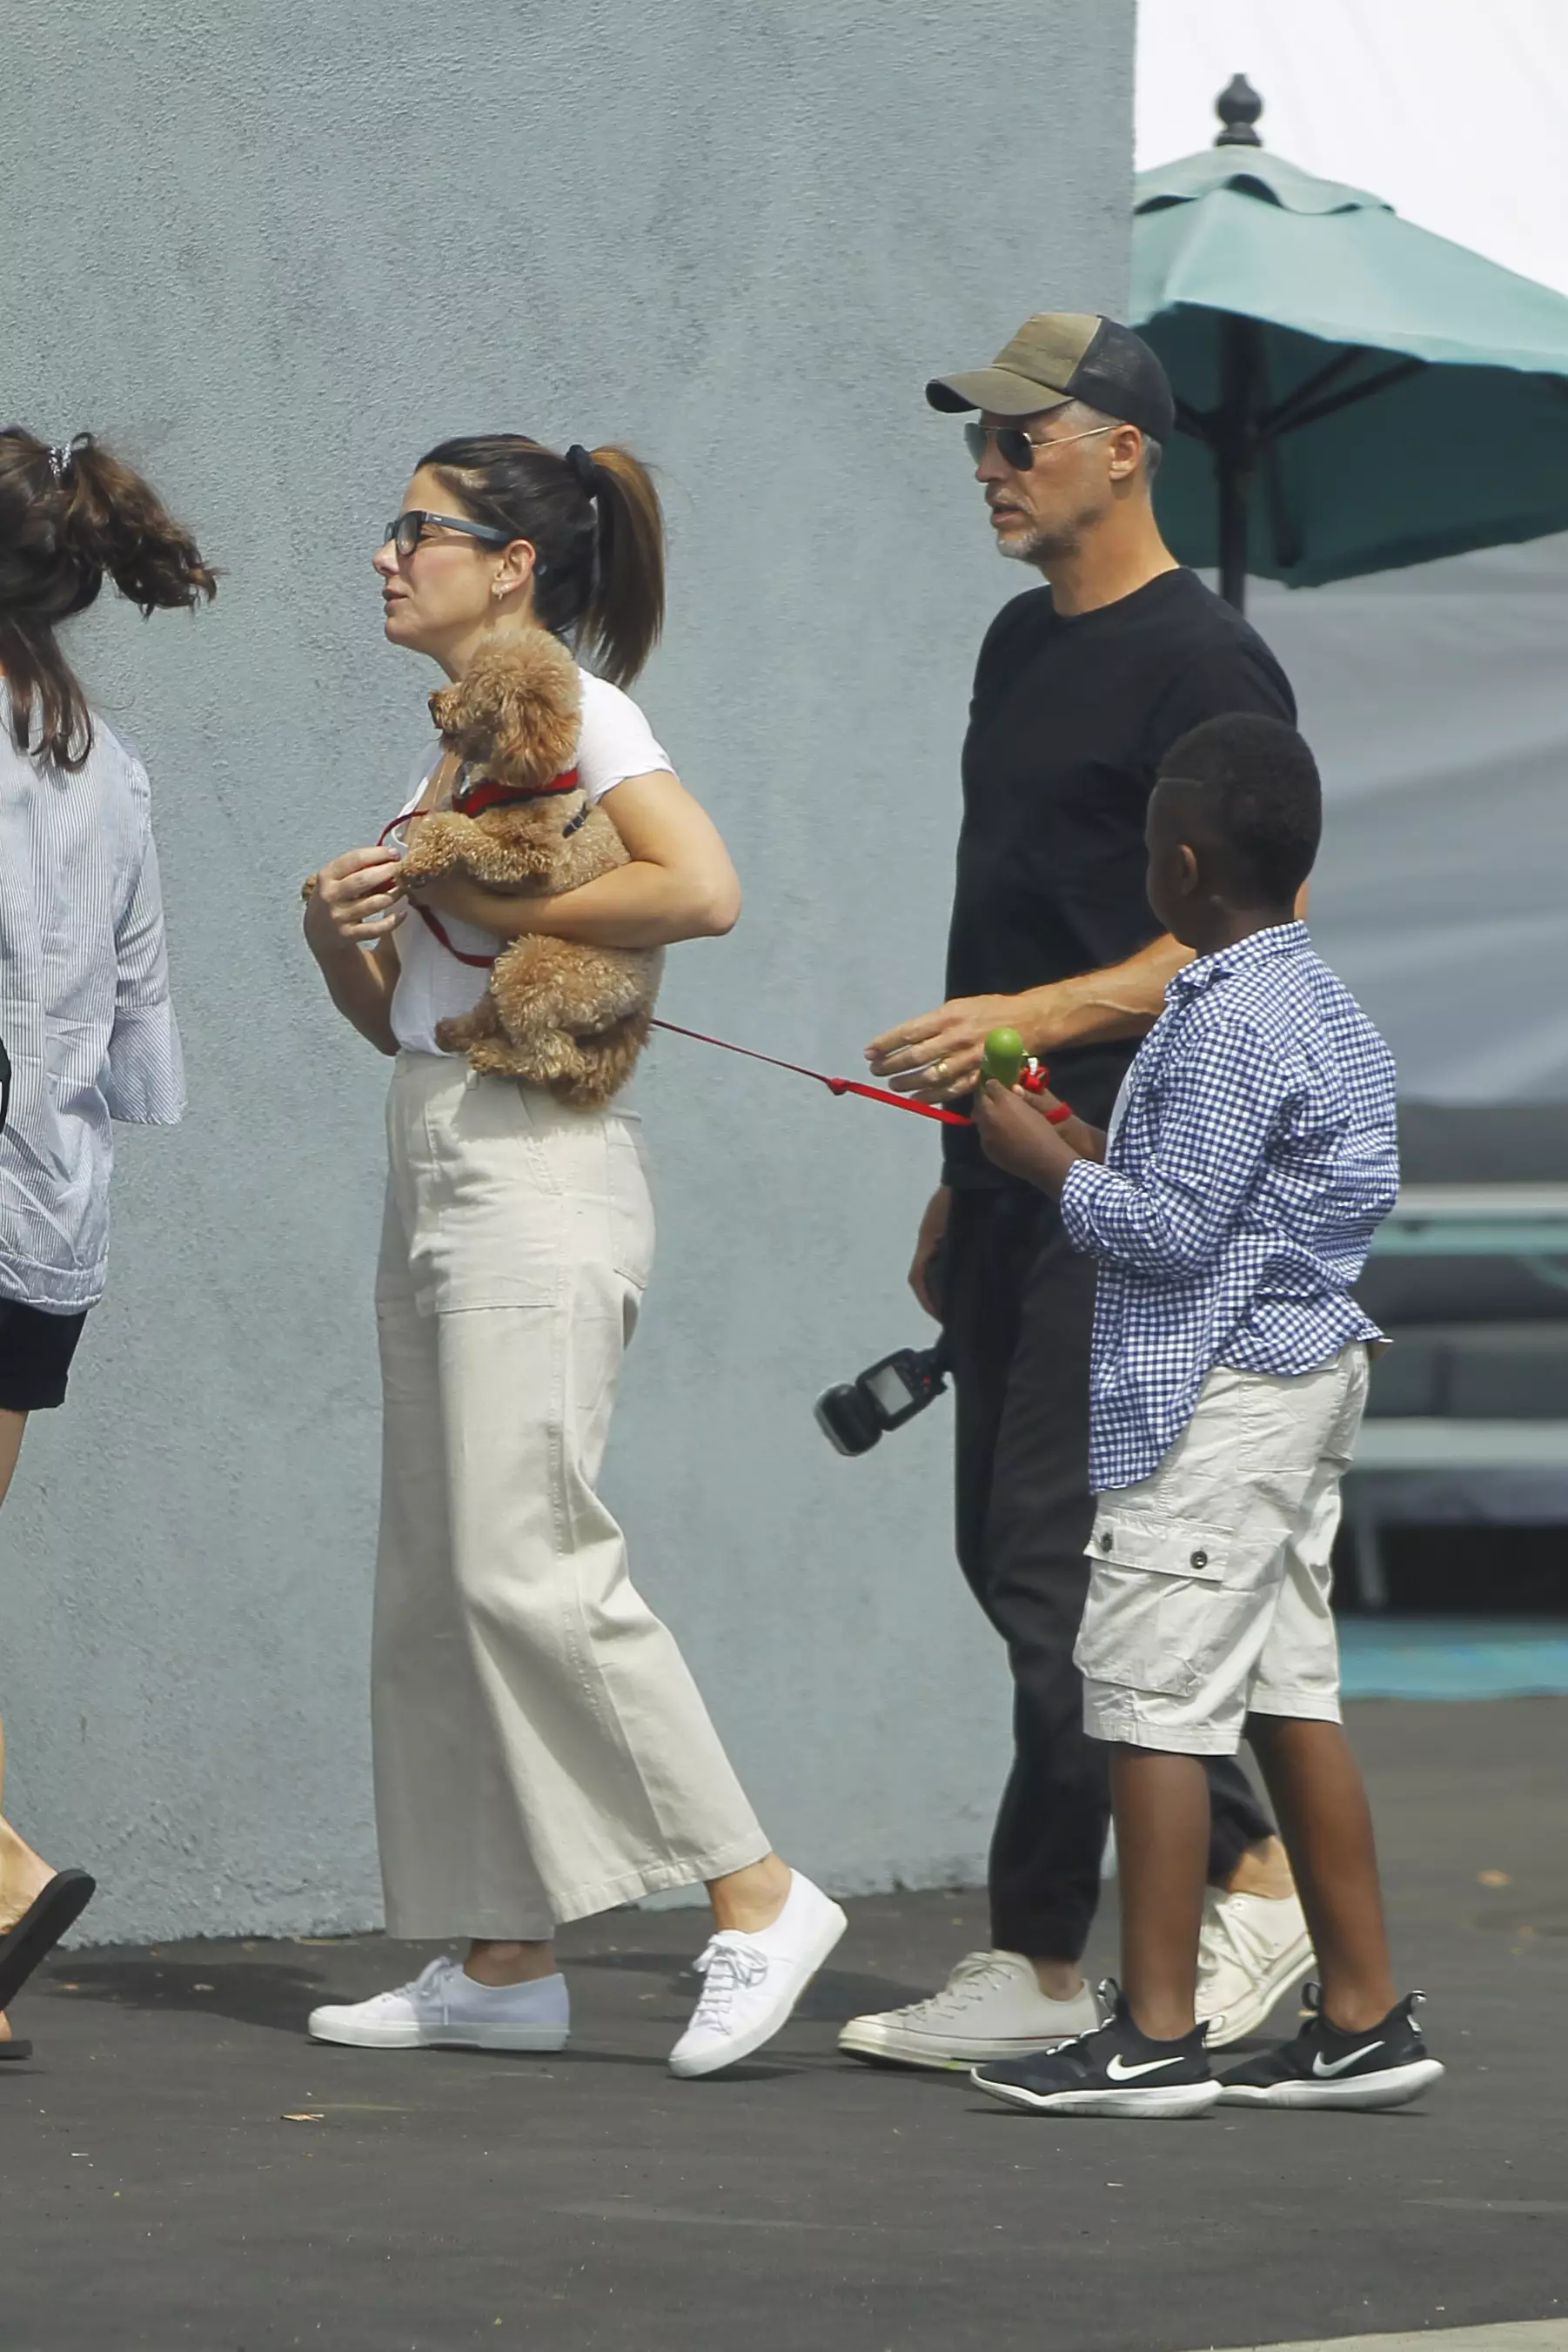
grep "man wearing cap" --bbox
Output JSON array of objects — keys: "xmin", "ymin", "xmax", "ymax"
[{"xmin": 842, "ymin": 315, "xmax": 1311, "ymax": 2071}]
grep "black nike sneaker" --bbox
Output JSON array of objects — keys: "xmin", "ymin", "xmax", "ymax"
[
  {"xmin": 1216, "ymin": 1985, "xmax": 1444, "ymax": 2111},
  {"xmin": 972, "ymin": 1982, "xmax": 1219, "ymax": 2119}
]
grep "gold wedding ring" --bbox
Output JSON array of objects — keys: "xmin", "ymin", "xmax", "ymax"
[{"xmin": 932, "ymin": 1058, "xmax": 948, "ymax": 1086}]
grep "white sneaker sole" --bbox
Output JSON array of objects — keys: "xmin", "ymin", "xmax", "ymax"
[
  {"xmin": 971, "ymin": 2067, "xmax": 1222, "ymax": 2121},
  {"xmin": 1197, "ymin": 1926, "xmax": 1316, "ymax": 2049},
  {"xmin": 307, "ymin": 2014, "xmax": 569, "ymax": 2053},
  {"xmin": 668, "ymin": 1900, "xmax": 848, "ymax": 2080},
  {"xmin": 1218, "ymin": 2058, "xmax": 1444, "ymax": 2111},
  {"xmin": 837, "ymin": 2020, "xmax": 1095, "ymax": 2072}
]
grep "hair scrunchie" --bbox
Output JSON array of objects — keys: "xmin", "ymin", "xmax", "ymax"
[
  {"xmin": 564, "ymin": 443, "xmax": 604, "ymax": 502},
  {"xmin": 45, "ymin": 432, "xmax": 91, "ymax": 485}
]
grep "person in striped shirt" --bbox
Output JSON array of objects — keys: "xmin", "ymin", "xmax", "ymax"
[{"xmin": 0, "ymin": 427, "xmax": 215, "ymax": 2057}]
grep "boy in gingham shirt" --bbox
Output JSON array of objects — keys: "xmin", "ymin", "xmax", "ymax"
[{"xmin": 968, "ymin": 713, "xmax": 1442, "ymax": 2118}]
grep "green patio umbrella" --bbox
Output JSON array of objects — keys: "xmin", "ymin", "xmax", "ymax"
[{"xmin": 1133, "ymin": 77, "xmax": 1568, "ymax": 609}]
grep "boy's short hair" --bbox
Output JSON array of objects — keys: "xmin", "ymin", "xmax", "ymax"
[{"xmin": 1158, "ymin": 713, "xmax": 1323, "ymax": 901}]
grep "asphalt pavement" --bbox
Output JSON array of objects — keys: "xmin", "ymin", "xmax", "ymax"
[{"xmin": 3, "ymin": 1699, "xmax": 1565, "ymax": 2352}]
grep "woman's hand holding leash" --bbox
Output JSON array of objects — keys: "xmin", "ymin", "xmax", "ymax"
[
  {"xmin": 300, "ymin": 848, "xmax": 404, "ymax": 1055},
  {"xmin": 303, "ymin": 848, "xmax": 408, "ymax": 957}
]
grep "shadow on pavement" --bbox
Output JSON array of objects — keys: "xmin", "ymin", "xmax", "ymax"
[
  {"xmin": 39, "ymin": 1949, "xmax": 923, "ymax": 2048},
  {"xmin": 40, "ymin": 1956, "xmax": 327, "ymax": 2034}
]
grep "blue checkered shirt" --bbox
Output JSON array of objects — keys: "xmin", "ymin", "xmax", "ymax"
[{"xmin": 1059, "ymin": 922, "xmax": 1397, "ymax": 1492}]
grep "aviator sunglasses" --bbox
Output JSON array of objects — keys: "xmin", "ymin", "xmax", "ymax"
[
  {"xmin": 963, "ymin": 419, "xmax": 1115, "ymax": 471},
  {"xmin": 384, "ymin": 509, "xmax": 513, "ymax": 560}
]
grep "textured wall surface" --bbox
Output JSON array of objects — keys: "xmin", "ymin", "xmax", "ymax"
[{"xmin": 3, "ymin": 0, "xmax": 1133, "ymax": 1942}]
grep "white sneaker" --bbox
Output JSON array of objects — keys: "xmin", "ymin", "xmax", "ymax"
[
  {"xmin": 667, "ymin": 1871, "xmax": 847, "ymax": 2080},
  {"xmin": 838, "ymin": 1950, "xmax": 1102, "ymax": 2071},
  {"xmin": 1196, "ymin": 1889, "xmax": 1314, "ymax": 2049},
  {"xmin": 307, "ymin": 1956, "xmax": 570, "ymax": 2052}
]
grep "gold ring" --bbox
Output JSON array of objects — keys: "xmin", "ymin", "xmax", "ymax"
[{"xmin": 932, "ymin": 1058, "xmax": 948, "ymax": 1085}]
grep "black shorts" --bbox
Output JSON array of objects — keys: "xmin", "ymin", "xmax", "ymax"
[{"xmin": 0, "ymin": 1298, "xmax": 90, "ymax": 1413}]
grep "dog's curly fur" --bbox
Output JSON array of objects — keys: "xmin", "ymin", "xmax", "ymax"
[{"xmin": 396, "ymin": 633, "xmax": 662, "ymax": 1106}]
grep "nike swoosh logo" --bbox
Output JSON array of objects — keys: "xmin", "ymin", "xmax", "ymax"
[
  {"xmin": 1105, "ymin": 2052, "xmax": 1185, "ymax": 2081},
  {"xmin": 1313, "ymin": 2040, "xmax": 1384, "ymax": 2078}
]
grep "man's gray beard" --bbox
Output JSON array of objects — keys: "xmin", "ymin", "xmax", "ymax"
[{"xmin": 995, "ymin": 518, "xmax": 1079, "ymax": 565}]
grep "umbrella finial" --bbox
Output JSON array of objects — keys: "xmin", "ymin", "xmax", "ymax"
[{"xmin": 1215, "ymin": 74, "xmax": 1263, "ymax": 147}]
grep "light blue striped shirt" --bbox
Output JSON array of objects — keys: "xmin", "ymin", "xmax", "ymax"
[{"xmin": 0, "ymin": 714, "xmax": 184, "ymax": 1312}]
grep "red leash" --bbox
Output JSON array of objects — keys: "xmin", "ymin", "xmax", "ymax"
[
  {"xmin": 647, "ymin": 1018, "xmax": 972, "ymax": 1127},
  {"xmin": 411, "ymin": 908, "xmax": 969, "ymax": 1128},
  {"xmin": 414, "ymin": 905, "xmax": 499, "ymax": 967}
]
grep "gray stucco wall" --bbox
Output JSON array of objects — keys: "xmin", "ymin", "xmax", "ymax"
[{"xmin": 4, "ymin": 0, "xmax": 1133, "ymax": 1943}]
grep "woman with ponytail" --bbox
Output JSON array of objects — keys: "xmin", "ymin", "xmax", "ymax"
[
  {"xmin": 302, "ymin": 436, "xmax": 843, "ymax": 2076},
  {"xmin": 0, "ymin": 427, "xmax": 215, "ymax": 2056}
]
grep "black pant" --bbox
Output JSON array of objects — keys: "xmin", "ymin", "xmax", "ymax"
[{"xmin": 943, "ymin": 1185, "xmax": 1275, "ymax": 1962}]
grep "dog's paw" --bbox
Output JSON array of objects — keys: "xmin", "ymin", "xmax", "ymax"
[
  {"xmin": 434, "ymin": 1011, "xmax": 487, "ymax": 1053},
  {"xmin": 463, "ymin": 1035, "xmax": 534, "ymax": 1079},
  {"xmin": 428, "ymin": 681, "xmax": 464, "ymax": 737},
  {"xmin": 398, "ymin": 812, "xmax": 475, "ymax": 884}
]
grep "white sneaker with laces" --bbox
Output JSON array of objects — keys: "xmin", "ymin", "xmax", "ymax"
[
  {"xmin": 306, "ymin": 1955, "xmax": 570, "ymax": 2052},
  {"xmin": 1196, "ymin": 1888, "xmax": 1314, "ymax": 2049},
  {"xmin": 838, "ymin": 1950, "xmax": 1102, "ymax": 2071},
  {"xmin": 667, "ymin": 1871, "xmax": 847, "ymax": 2080}
]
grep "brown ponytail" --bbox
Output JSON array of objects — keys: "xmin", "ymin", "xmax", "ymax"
[
  {"xmin": 576, "ymin": 446, "xmax": 665, "ymax": 688},
  {"xmin": 419, "ymin": 433, "xmax": 666, "ymax": 688},
  {"xmin": 0, "ymin": 428, "xmax": 217, "ymax": 771}
]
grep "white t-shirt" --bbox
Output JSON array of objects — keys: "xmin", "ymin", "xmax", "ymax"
[{"xmin": 388, "ymin": 667, "xmax": 673, "ymax": 1057}]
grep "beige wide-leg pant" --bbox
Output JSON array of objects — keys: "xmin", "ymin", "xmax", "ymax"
[{"xmin": 372, "ymin": 1052, "xmax": 768, "ymax": 1939}]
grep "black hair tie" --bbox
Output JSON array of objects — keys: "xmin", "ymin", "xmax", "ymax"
[{"xmin": 565, "ymin": 443, "xmax": 604, "ymax": 502}]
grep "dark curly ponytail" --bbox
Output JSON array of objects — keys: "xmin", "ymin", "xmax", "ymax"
[{"xmin": 0, "ymin": 428, "xmax": 217, "ymax": 771}]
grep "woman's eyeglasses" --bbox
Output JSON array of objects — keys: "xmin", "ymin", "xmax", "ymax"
[
  {"xmin": 384, "ymin": 510, "xmax": 513, "ymax": 560},
  {"xmin": 962, "ymin": 420, "xmax": 1115, "ymax": 472}
]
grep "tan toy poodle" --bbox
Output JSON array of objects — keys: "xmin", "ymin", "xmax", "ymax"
[{"xmin": 396, "ymin": 632, "xmax": 662, "ymax": 1105}]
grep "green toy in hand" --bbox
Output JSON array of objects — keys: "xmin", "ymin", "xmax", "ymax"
[{"xmin": 982, "ymin": 1026, "xmax": 1026, "ymax": 1089}]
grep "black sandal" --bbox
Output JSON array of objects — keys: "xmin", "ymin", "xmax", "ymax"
[
  {"xmin": 0, "ymin": 2038, "xmax": 34, "ymax": 2061},
  {"xmin": 0, "ymin": 1870, "xmax": 97, "ymax": 2012}
]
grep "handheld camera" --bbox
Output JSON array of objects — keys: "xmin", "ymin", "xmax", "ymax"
[{"xmin": 814, "ymin": 1339, "xmax": 951, "ymax": 1457}]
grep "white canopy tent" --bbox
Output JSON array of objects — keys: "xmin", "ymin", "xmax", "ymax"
[{"xmin": 1136, "ymin": 0, "xmax": 1568, "ymax": 1100}]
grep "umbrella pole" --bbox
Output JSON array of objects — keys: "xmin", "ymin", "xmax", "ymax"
[
  {"xmin": 1217, "ymin": 456, "xmax": 1250, "ymax": 612},
  {"xmin": 1216, "ymin": 312, "xmax": 1258, "ymax": 612}
]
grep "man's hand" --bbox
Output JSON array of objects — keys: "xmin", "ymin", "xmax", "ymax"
[
  {"xmin": 972, "ymin": 1079, "xmax": 1082, "ymax": 1196},
  {"xmin": 908, "ymin": 1187, "xmax": 951, "ymax": 1320},
  {"xmin": 867, "ymin": 938, "xmax": 1194, "ymax": 1105},
  {"xmin": 867, "ymin": 995, "xmax": 1026, "ymax": 1104}
]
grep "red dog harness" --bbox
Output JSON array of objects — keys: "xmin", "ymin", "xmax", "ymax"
[{"xmin": 451, "ymin": 764, "xmax": 580, "ymax": 819}]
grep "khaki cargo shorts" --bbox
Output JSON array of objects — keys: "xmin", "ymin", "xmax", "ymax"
[{"xmin": 1075, "ymin": 1345, "xmax": 1370, "ymax": 1756}]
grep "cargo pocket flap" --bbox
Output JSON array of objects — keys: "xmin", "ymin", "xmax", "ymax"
[{"xmin": 1085, "ymin": 1514, "xmax": 1232, "ymax": 1583}]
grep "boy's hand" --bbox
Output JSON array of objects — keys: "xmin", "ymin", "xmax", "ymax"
[{"xmin": 973, "ymin": 1078, "xmax": 1081, "ymax": 1195}]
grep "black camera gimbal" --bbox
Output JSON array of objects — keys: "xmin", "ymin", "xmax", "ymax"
[{"xmin": 814, "ymin": 1337, "xmax": 950, "ymax": 1456}]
